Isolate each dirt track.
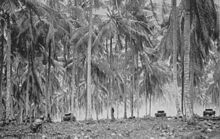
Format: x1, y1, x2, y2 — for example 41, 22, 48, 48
1, 117, 220, 139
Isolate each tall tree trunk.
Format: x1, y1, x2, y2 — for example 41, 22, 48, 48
124, 87, 127, 119
136, 88, 139, 118
62, 36, 67, 115
149, 93, 152, 116
71, 50, 76, 114
181, 54, 184, 115
6, 23, 12, 121
86, 0, 93, 120
136, 52, 139, 117
95, 106, 99, 120
106, 94, 109, 119
29, 10, 35, 123
123, 37, 128, 119
181, 61, 184, 115
172, 0, 180, 116
62, 40, 67, 117
181, 31, 185, 116
189, 59, 194, 115
0, 20, 4, 120
106, 40, 109, 120
25, 46, 29, 122
0, 21, 3, 94
29, 99, 33, 124
69, 49, 74, 111
145, 76, 148, 116
116, 100, 119, 119
130, 74, 134, 117
219, 5, 220, 116
75, 54, 79, 119
130, 50, 135, 118
183, 0, 193, 119
145, 95, 148, 116
216, 0, 220, 118
110, 36, 114, 120
55, 94, 58, 119
46, 41, 52, 120
46, 27, 55, 120
19, 106, 23, 124
62, 95, 65, 117
6, 35, 11, 119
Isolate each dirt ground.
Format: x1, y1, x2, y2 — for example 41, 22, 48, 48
1, 117, 220, 139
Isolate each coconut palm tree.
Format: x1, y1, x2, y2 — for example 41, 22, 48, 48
172, 0, 181, 116
6, 14, 12, 122
0, 0, 29, 122
86, 0, 94, 120
3, 0, 71, 121
0, 13, 5, 120
183, 0, 192, 119
0, 0, 24, 121
160, 0, 219, 119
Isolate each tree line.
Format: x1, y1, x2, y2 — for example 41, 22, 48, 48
0, 0, 219, 123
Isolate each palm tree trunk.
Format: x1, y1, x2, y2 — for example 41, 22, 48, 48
107, 96, 109, 119
95, 107, 99, 120
29, 10, 36, 122
124, 38, 128, 119
149, 93, 152, 116
189, 60, 194, 115
25, 44, 30, 123
161, 0, 165, 23
136, 88, 139, 117
218, 9, 220, 116
183, 0, 193, 119
19, 106, 23, 124
110, 36, 113, 120
29, 101, 33, 124
47, 29, 55, 119
130, 52, 135, 118
123, 81, 127, 119
75, 85, 79, 119
63, 36, 67, 114
116, 100, 119, 119
130, 75, 134, 117
67, 45, 71, 113
74, 76, 78, 119
46, 42, 52, 120
216, 0, 220, 118
181, 31, 185, 115
136, 53, 139, 117
145, 77, 148, 116
181, 61, 184, 115
145, 96, 148, 116
86, 0, 93, 120
6, 22, 12, 121
172, 0, 180, 116
25, 73, 30, 122
62, 96, 65, 117
55, 95, 58, 119
71, 50, 76, 114
33, 106, 36, 120
124, 89, 127, 119
106, 40, 109, 120
0, 21, 4, 118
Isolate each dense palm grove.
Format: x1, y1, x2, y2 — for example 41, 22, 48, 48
0, 0, 219, 124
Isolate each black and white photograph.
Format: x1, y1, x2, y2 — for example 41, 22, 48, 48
0, 0, 220, 138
